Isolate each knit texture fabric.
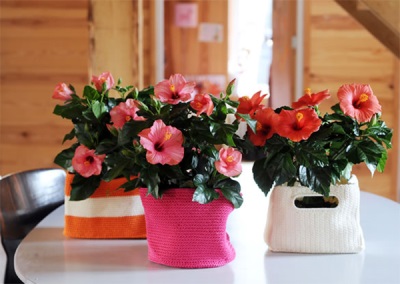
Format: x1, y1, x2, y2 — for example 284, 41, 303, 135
265, 175, 365, 253
64, 173, 146, 239
140, 188, 235, 268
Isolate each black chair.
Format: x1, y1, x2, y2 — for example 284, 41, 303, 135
0, 168, 66, 284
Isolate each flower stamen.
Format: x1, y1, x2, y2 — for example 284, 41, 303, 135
164, 131, 172, 141
84, 156, 94, 166
305, 88, 312, 96
354, 93, 369, 108
296, 112, 304, 122
226, 155, 234, 163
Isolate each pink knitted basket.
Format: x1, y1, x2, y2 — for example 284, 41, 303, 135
139, 188, 235, 268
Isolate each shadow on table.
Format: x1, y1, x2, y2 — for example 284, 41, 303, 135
263, 250, 365, 284
21, 227, 235, 284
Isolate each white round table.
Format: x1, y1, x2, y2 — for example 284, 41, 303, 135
15, 165, 400, 284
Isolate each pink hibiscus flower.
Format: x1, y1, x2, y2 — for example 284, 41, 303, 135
138, 119, 184, 165
215, 147, 242, 177
91, 71, 115, 92
110, 99, 145, 129
190, 93, 214, 116
292, 88, 330, 109
52, 82, 73, 101
71, 145, 105, 178
337, 83, 381, 122
154, 74, 196, 105
276, 108, 322, 142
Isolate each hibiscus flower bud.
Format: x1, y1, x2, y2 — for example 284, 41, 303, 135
190, 93, 214, 116
91, 71, 115, 92
52, 82, 73, 101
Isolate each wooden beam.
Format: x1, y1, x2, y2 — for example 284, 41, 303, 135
335, 0, 400, 58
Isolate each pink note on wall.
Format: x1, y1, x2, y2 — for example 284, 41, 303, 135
175, 3, 198, 28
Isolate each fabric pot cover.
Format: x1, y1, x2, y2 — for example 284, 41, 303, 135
139, 188, 235, 268
265, 175, 364, 253
64, 173, 146, 239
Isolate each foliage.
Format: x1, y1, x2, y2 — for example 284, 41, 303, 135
243, 85, 393, 196
53, 73, 250, 208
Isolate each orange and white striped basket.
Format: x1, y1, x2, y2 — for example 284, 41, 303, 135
64, 173, 146, 239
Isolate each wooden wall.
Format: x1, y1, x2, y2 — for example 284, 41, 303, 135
1, 0, 398, 201
304, 0, 399, 200
0, 0, 90, 175
164, 0, 228, 81
0, 0, 156, 176
89, 0, 156, 89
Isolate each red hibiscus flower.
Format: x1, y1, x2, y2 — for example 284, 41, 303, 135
215, 147, 242, 177
292, 88, 330, 109
190, 93, 214, 116
248, 107, 278, 146
154, 74, 196, 105
110, 99, 145, 129
138, 119, 184, 165
91, 71, 115, 92
337, 83, 381, 122
276, 108, 321, 142
237, 91, 267, 117
52, 82, 74, 101
72, 145, 105, 178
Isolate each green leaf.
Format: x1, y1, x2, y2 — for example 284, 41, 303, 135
217, 179, 243, 208
74, 123, 95, 148
237, 113, 257, 133
62, 128, 76, 143
54, 146, 77, 170
102, 159, 130, 181
192, 185, 219, 204
83, 85, 100, 101
193, 174, 208, 186
140, 167, 160, 198
69, 174, 101, 201
53, 102, 86, 120
253, 147, 297, 196
121, 177, 141, 192
91, 101, 108, 119
377, 150, 388, 173
298, 165, 331, 196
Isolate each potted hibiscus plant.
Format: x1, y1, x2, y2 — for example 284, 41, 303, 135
53, 72, 252, 267
239, 83, 392, 253
52, 72, 148, 239
114, 74, 251, 268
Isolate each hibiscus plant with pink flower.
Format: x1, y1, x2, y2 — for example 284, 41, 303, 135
240, 83, 393, 197
53, 72, 254, 208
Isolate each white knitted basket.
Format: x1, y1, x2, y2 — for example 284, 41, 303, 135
265, 175, 365, 253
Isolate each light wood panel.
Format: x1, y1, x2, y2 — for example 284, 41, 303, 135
0, 0, 90, 175
305, 0, 399, 200
90, 0, 138, 86
270, 0, 297, 108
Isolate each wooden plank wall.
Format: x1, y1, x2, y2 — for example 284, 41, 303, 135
0, 0, 90, 176
90, 0, 138, 87
304, 0, 399, 200
164, 0, 228, 81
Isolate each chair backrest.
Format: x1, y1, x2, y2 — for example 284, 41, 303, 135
0, 168, 66, 239
0, 168, 66, 283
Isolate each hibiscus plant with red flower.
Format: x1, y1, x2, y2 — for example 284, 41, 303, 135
240, 84, 392, 197
53, 73, 253, 208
